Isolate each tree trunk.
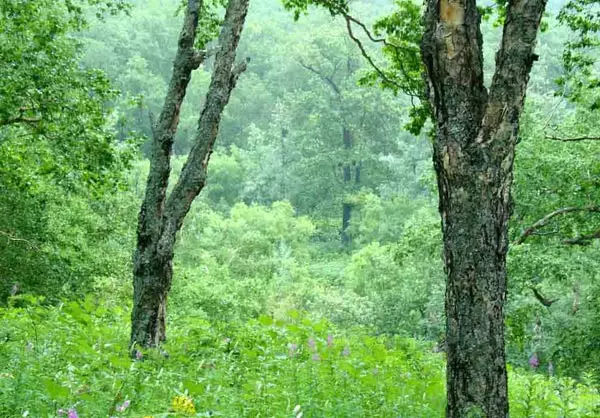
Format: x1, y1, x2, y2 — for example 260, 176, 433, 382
421, 1, 547, 416
131, 0, 250, 349
341, 126, 353, 245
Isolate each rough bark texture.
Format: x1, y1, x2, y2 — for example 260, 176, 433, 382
421, 1, 547, 416
131, 0, 249, 349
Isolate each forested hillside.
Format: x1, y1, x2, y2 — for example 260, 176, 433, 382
1, 0, 599, 416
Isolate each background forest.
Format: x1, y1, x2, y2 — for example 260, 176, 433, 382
1, 0, 599, 416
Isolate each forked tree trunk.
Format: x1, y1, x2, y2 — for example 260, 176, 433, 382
421, 1, 547, 416
131, 0, 250, 349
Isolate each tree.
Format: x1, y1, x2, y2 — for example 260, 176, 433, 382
0, 0, 136, 301
298, 56, 362, 244
284, 0, 548, 415
420, 1, 547, 416
130, 0, 250, 348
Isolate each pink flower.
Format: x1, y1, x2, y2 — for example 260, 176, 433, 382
68, 409, 78, 418
528, 353, 539, 369
308, 338, 316, 351
327, 335, 333, 348
135, 350, 143, 360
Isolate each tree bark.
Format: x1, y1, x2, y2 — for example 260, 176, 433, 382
131, 0, 249, 349
421, 1, 547, 416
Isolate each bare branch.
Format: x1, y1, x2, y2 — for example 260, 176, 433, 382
546, 134, 600, 142
0, 230, 40, 251
297, 60, 341, 95
0, 116, 42, 127
563, 229, 600, 245
530, 286, 558, 307
343, 16, 407, 95
515, 206, 600, 244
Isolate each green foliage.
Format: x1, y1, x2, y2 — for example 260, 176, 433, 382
1, 298, 598, 417
0, 0, 139, 301
558, 0, 600, 109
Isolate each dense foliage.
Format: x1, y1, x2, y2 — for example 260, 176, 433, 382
1, 0, 599, 416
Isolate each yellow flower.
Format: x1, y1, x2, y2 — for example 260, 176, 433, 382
172, 395, 196, 414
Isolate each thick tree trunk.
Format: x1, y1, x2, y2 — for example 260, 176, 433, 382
131, 0, 249, 349
421, 1, 547, 416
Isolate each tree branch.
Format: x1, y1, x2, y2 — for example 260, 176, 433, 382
546, 134, 600, 142
563, 229, 600, 245
0, 116, 42, 127
343, 16, 408, 95
515, 206, 600, 244
530, 286, 558, 307
297, 60, 341, 95
136, 0, 203, 247
163, 0, 250, 238
0, 230, 40, 251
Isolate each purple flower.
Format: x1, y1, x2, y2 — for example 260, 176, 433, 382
342, 346, 350, 357
116, 399, 130, 412
308, 338, 316, 351
327, 334, 333, 348
288, 342, 298, 358
135, 350, 143, 360
68, 409, 78, 418
311, 353, 321, 362
528, 353, 539, 369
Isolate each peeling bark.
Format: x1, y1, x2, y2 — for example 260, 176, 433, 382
421, 1, 547, 416
131, 0, 250, 349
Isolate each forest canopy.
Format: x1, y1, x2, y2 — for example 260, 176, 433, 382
1, 0, 599, 417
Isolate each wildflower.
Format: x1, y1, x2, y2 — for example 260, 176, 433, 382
135, 350, 143, 360
172, 395, 196, 414
528, 353, 539, 369
342, 346, 350, 357
327, 334, 333, 348
57, 409, 66, 416
116, 399, 130, 412
68, 409, 78, 418
288, 342, 298, 358
311, 353, 321, 362
307, 337, 316, 351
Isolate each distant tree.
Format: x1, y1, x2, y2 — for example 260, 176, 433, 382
130, 0, 250, 348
